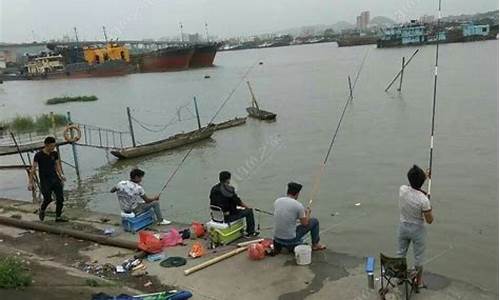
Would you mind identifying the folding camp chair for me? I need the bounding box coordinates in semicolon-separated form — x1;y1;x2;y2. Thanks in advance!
379;253;418;300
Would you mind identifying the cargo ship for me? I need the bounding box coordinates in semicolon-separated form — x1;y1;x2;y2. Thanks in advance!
189;43;218;68
23;43;130;79
337;35;379;47
131;46;194;72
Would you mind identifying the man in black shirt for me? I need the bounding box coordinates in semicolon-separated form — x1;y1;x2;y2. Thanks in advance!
209;171;258;237
28;136;67;222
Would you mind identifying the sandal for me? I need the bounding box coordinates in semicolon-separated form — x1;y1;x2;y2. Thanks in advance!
312;244;327;251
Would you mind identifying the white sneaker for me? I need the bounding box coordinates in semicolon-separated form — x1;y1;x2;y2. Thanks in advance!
158;219;172;225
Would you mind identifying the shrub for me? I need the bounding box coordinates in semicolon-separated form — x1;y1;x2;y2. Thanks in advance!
0;256;32;289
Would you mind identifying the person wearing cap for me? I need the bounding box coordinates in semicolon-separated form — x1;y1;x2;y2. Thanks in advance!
209;171;259;237
273;182;326;251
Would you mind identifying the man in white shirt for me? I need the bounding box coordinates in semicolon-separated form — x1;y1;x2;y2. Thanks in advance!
273;182;326;252
111;168;171;225
397;165;434;287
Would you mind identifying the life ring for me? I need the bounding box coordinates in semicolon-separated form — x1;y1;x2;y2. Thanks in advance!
63;124;81;143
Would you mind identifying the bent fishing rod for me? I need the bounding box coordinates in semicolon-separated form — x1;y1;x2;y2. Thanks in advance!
427;0;442;199
158;60;261;195
308;49;370;208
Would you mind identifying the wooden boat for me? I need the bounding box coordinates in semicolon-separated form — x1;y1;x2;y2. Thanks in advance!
110;125;215;159
0;139;69;156
245;81;277;121
246;107;276;120
213;117;247;131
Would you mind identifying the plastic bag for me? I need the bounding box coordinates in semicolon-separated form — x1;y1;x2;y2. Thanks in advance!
188;241;206;258
138;230;163;254
248;243;266;260
161;228;183;247
191;222;205;238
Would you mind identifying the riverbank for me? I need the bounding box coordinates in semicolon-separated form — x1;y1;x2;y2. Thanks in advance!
0;197;496;299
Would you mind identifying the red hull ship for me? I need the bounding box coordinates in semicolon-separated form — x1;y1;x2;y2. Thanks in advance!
189;43;218;68
132;47;194;72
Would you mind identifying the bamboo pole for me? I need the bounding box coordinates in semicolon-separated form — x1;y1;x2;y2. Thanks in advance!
236;239;264;247
384;49;419;92
0;216;138;250
246;81;260;110
184;246;247;276
397;56;405;92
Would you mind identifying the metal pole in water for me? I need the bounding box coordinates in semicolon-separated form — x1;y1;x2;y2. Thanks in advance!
348;76;353;100
126;107;136;147
397;56;405;92
66;111;80;180
193;97;202;130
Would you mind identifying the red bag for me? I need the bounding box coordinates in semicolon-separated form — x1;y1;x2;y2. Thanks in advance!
248;243;266;260
138;230;163;254
191;222;205;238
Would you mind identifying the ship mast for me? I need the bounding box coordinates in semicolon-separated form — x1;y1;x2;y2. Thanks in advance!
205;22;210;42
73;27;79;44
179;22;184;42
102;26;108;43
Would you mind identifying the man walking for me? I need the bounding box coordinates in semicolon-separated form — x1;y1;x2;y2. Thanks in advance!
397;165;434;288
28;136;67;222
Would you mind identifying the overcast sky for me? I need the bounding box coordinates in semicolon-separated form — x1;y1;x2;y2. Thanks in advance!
0;0;498;43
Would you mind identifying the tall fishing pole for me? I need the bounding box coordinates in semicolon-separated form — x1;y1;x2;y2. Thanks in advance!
308;49;370;207
427;0;442;198
158;60;261;195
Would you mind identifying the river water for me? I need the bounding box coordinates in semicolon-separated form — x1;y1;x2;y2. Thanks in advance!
0;41;498;293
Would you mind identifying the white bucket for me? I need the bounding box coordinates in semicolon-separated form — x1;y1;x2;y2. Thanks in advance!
294;245;312;265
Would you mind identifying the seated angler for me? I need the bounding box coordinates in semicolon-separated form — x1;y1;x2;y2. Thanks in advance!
273;182;326;252
111;168;171;225
209;171;259;237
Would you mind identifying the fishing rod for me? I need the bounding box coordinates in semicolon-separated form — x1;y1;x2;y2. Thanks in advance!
158;60;261;195
427;0;442;199
308;49;370;208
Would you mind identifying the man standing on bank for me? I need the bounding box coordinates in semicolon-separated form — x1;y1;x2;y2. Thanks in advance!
28;136;68;222
209;171;259;237
273;182;326;251
397;165;434;288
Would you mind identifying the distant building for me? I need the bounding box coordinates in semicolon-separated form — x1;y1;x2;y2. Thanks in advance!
188;33;202;43
356;11;370;30
420;15;435;24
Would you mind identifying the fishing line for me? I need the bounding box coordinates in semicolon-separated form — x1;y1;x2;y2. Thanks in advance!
308;49;370;207
157;59;262;195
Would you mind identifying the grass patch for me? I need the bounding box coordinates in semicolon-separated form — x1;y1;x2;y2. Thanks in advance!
0;256;32;289
46;95;98;105
1;113;68;133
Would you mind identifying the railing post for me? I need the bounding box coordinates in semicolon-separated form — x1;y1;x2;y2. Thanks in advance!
126;107;136;147
98;128;102;147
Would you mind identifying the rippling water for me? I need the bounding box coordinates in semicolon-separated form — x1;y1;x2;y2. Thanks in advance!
0;40;498;292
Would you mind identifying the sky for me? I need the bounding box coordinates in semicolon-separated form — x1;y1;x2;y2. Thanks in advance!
0;0;498;43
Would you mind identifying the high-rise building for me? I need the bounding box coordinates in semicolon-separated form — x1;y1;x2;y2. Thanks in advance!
356;11;370;30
